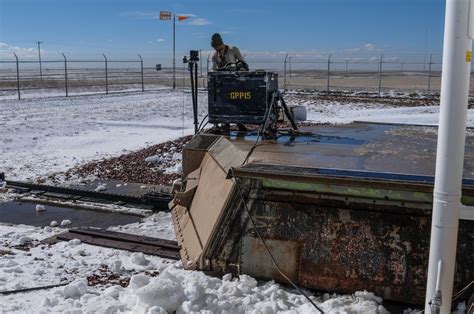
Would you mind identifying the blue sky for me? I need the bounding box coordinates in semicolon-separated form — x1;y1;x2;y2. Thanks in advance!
0;0;446;63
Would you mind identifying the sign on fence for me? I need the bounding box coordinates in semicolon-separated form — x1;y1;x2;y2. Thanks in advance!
156;64;162;71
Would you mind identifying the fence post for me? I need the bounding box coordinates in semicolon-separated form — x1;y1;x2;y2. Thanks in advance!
427;54;433;96
199;50;203;78
327;54;331;94
13;53;20;100
378;53;384;97
289;57;292;78
207;53;211;74
138;54;144;92
284;54;288;91
62;53;68;97
103;54;108;94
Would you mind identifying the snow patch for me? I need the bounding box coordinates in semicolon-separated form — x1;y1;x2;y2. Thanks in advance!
60;219;72;227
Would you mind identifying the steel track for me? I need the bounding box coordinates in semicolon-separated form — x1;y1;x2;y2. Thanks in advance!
44;227;181;260
5;180;173;211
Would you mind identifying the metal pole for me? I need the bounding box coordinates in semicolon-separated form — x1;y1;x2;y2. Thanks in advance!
62;53;68;97
327;54;331;94
13;53;20;100
138;54;144;92
37;41;43;81
424;0;473;312
345;60;348;73
194;62;199;133
427;54;433;96
423;28;428;73
173;14;176;89
207;53;211;74
103;54;108;94
199;50;203;77
189;62;198;134
289;57;292;78
284;54;288;91
378;53;384;97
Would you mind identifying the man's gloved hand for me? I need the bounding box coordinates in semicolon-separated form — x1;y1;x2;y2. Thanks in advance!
223;63;237;71
218;61;249;71
235;61;249;71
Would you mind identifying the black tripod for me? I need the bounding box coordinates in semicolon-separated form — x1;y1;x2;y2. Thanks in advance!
261;90;298;138
184;51;200;134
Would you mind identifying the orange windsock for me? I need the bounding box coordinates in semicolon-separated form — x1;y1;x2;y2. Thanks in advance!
177;16;190;21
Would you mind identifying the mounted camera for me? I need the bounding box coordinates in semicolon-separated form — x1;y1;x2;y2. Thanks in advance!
183;50;199;64
189;50;199;62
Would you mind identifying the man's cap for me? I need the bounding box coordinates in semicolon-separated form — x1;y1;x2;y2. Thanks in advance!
211;33;223;49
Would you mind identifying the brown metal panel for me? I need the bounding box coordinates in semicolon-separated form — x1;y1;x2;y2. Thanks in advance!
208;137;247;173
188;154;235;268
172;136;247;270
292;206;430;303
182;150;206;176
173;187;197;208
172;204;203;267
182;134;220;176
241;236;300;283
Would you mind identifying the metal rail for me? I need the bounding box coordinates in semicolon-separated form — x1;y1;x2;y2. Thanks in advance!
48;227;180;260
5;180;173;211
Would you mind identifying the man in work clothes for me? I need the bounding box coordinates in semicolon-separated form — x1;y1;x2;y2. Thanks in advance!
210;33;248;132
211;33;248;71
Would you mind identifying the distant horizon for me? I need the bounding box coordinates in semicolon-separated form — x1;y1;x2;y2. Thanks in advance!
0;0;446;64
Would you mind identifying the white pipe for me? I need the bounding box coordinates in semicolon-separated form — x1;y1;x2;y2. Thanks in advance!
425;0;473;312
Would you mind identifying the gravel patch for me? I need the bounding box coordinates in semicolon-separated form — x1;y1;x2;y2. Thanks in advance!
61;136;192;186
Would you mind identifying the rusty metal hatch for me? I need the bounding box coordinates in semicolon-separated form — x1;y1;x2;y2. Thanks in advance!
240;236;300;283
172;124;474;305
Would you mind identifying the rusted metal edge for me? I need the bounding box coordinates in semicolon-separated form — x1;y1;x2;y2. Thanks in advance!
231;164;474;205
45;229;180;260
171;206;194;266
5;180;173;211
261;178;433;204
68;227;180;250
254;188;433;216
205;189;252;270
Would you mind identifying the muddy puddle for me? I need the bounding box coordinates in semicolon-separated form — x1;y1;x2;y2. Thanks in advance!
0;201;141;228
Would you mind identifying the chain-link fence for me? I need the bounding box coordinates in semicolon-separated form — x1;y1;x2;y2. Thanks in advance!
2;52;471;100
0;54;210;100
242;54;445;96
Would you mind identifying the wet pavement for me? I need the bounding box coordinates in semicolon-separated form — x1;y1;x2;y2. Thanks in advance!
0;201;142;228
229;122;474;178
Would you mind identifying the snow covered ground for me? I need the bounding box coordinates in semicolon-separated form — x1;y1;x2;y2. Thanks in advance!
3;88;474;183
288;97;474;126
0;89;207;182
1;90;471;313
0;218;389;314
